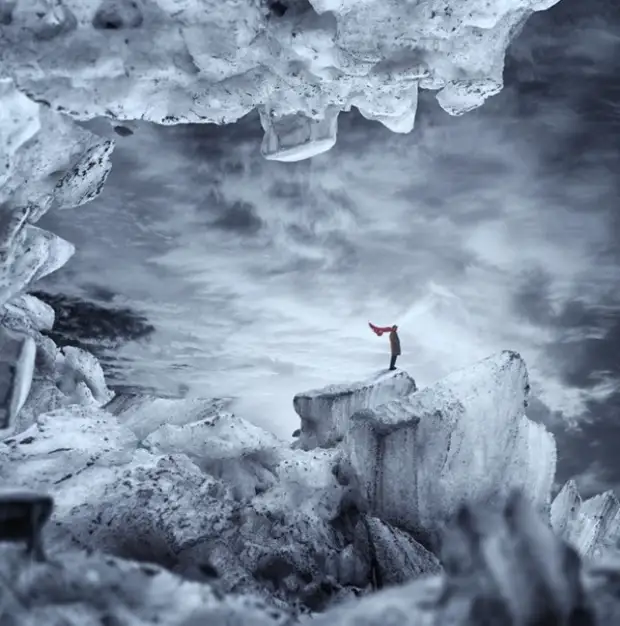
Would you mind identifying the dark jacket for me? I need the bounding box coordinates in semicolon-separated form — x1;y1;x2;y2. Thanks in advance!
389;330;401;356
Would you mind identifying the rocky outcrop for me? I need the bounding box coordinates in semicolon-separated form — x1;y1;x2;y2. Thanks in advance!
0;0;563;160
551;480;620;561
345;351;556;544
293;369;417;449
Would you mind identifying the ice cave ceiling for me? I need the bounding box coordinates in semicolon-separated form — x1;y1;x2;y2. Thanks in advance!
2;0;561;161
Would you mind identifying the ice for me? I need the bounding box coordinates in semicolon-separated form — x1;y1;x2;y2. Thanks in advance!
345;351;556;543
108;395;234;440
293;369;417;450
551;480;620;561
0;327;36;431
363;516;442;585
0;216;75;308
57;345;114;406
313;492;593;626
0;78;113;215
0;545;292;626
143;411;283;500
0;0;563;159
259;107;340;163
2;294;55;333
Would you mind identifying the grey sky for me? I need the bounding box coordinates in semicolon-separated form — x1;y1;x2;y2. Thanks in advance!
37;0;620;493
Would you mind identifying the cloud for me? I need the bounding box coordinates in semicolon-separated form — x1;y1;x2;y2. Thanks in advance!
38;0;620;457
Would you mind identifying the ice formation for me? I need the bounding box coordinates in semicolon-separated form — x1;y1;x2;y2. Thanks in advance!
345;351;556;543
0;0;562;160
551;479;620;561
293;369;416;449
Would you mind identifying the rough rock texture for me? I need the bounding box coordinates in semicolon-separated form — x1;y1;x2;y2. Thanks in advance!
293;369;417;450
0;545;293;626
345;351;556;545
551;479;620;561
311;492;599;626
0;0;562;160
0;403;439;612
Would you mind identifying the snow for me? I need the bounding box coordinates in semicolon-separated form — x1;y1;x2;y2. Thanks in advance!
293;369;417;449
345;351;556;542
0;0;563;159
551;480;620;561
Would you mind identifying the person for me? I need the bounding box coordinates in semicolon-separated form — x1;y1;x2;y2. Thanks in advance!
368;322;401;370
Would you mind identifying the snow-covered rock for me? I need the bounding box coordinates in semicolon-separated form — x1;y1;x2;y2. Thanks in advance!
551;480;620;561
345;351;556;543
293;369;417;450
0;0;562;159
0;545;293;626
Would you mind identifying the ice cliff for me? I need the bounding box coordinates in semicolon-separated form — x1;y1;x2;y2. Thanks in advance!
345;351;556;544
0;0;563;161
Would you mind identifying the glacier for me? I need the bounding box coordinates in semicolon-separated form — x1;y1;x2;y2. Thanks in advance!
0;0;563;161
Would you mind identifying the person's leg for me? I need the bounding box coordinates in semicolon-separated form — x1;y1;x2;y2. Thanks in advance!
389;355;397;370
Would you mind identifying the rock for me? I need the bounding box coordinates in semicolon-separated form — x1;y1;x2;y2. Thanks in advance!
0;489;53;561
345;351;556;544
363;516;441;587
0;1;564;158
0;545;293;626
293;369;417;450
313;491;596;626
0;327;36;431
552;480;620;561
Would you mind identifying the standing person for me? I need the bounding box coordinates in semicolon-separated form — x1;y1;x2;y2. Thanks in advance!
369;322;401;370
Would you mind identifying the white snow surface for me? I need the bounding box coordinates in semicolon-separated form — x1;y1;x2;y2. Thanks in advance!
345;351;556;540
0;0;562;159
293;368;417;449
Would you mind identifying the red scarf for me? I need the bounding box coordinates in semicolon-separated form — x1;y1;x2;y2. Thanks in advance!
369;322;394;336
